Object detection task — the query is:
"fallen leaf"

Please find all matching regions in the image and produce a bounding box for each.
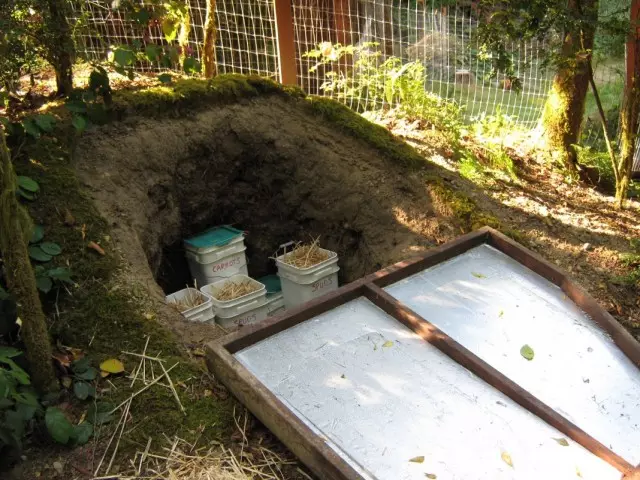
[63,209,76,226]
[143,312,155,320]
[81,224,86,240]
[520,344,535,361]
[472,272,486,278]
[52,352,72,367]
[61,376,73,389]
[100,371,109,378]
[553,437,569,446]
[87,241,106,256]
[501,451,513,468]
[499,310,504,318]
[409,456,425,464]
[425,475,437,479]
[192,348,205,357]
[382,340,394,348]
[100,358,124,374]
[340,374,346,379]
[203,389,212,397]
[576,466,582,477]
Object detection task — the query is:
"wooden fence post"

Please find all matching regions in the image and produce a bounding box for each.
[274,0,298,85]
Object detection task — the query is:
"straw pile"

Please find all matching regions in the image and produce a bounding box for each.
[168,287,205,313]
[213,279,260,301]
[280,239,329,269]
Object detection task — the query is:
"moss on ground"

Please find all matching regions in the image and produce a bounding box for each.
[14,135,236,457]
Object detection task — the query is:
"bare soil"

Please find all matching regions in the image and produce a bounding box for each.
[74,95,461,346]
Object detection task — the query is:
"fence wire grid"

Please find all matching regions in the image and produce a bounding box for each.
[68,0,631,168]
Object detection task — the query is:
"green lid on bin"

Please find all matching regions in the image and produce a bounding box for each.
[258,275,281,294]
[184,226,244,250]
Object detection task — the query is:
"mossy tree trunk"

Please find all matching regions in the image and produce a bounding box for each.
[615,0,640,208]
[44,0,74,96]
[203,0,217,78]
[0,133,57,392]
[540,0,598,172]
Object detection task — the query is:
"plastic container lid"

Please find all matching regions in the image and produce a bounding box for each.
[184,226,244,250]
[258,275,282,294]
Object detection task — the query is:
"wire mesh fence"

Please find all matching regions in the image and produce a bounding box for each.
[67,0,632,166]
[68,0,280,78]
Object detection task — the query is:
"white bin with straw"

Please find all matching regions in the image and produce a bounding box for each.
[201,275,268,329]
[275,241,339,309]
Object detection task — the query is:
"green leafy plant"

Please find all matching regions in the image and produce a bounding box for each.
[15,175,39,201]
[614,238,640,287]
[27,226,73,293]
[44,407,92,446]
[68,357,97,401]
[468,110,519,179]
[304,42,461,134]
[0,347,40,451]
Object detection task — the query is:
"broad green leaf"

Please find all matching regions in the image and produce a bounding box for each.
[36,276,53,294]
[16,403,37,422]
[0,347,22,360]
[47,267,73,284]
[45,407,74,444]
[33,114,56,132]
[65,100,87,113]
[17,188,35,201]
[132,8,151,25]
[409,456,424,463]
[28,246,52,262]
[72,356,91,374]
[73,381,91,400]
[113,47,136,67]
[14,389,39,408]
[40,242,62,256]
[162,18,178,42]
[17,176,39,193]
[5,409,25,437]
[30,225,44,244]
[183,57,201,74]
[72,422,93,445]
[75,367,98,381]
[100,358,124,374]
[0,398,14,409]
[158,73,173,84]
[145,44,161,62]
[3,359,30,385]
[22,118,40,138]
[520,344,535,361]
[553,437,569,446]
[72,114,87,132]
[0,373,13,398]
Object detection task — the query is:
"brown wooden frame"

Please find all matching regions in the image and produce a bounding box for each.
[206,227,640,479]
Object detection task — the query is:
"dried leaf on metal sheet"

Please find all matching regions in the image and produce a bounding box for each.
[409,456,425,464]
[501,451,513,468]
[472,272,486,278]
[499,310,504,318]
[520,344,535,361]
[382,340,394,348]
[425,474,437,479]
[553,437,569,446]
[99,358,124,374]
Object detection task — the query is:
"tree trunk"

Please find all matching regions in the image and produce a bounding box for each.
[45,0,74,96]
[203,0,218,78]
[0,134,57,392]
[616,0,640,208]
[540,0,598,172]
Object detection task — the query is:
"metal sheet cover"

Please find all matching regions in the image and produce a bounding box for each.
[386,244,640,465]
[235,298,620,480]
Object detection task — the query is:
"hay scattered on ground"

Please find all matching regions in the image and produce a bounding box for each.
[280,239,329,269]
[213,280,260,302]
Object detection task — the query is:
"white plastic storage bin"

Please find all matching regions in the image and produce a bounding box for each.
[258,275,286,317]
[184,226,248,287]
[201,275,266,316]
[165,288,214,323]
[215,299,269,329]
[276,248,339,309]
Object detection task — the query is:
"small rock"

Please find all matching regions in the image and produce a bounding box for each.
[53,461,63,475]
[582,242,592,252]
